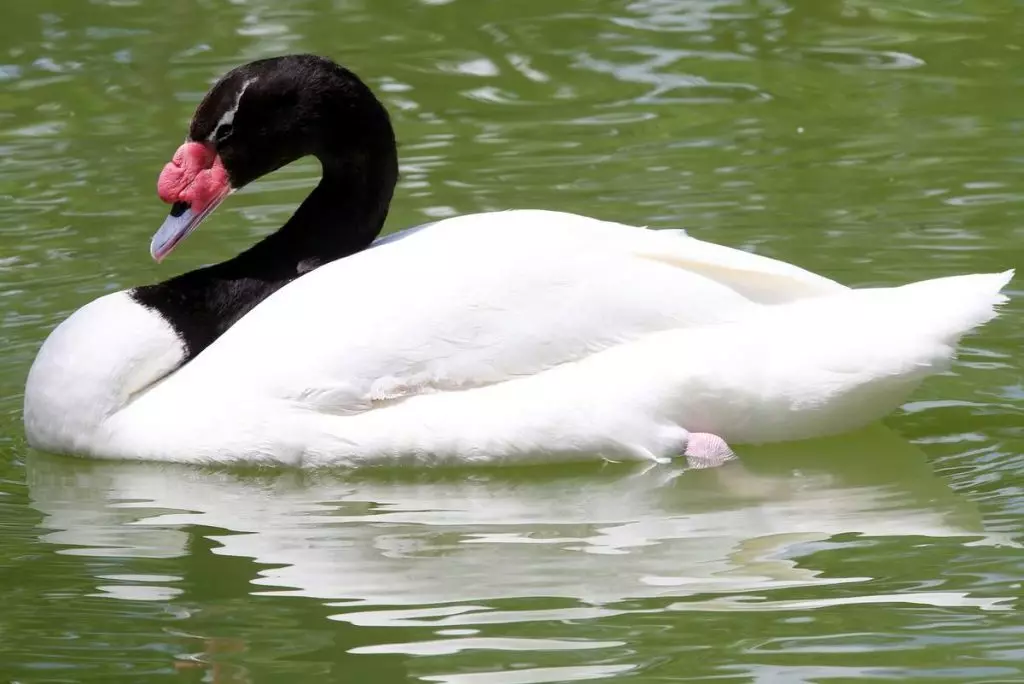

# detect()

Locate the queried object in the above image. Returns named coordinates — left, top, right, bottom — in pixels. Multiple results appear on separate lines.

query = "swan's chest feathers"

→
left=23, top=292, right=185, bottom=455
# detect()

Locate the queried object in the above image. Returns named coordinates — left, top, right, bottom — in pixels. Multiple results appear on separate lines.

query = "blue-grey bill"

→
left=150, top=190, right=231, bottom=262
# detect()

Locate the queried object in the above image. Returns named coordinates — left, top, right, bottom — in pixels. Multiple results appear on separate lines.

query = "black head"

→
left=152, top=54, right=397, bottom=261
left=190, top=54, right=393, bottom=188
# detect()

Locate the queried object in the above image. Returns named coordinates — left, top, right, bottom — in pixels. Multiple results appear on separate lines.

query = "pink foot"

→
left=683, top=432, right=737, bottom=469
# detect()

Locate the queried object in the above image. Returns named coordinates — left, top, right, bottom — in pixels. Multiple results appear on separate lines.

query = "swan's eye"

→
left=214, top=123, right=234, bottom=143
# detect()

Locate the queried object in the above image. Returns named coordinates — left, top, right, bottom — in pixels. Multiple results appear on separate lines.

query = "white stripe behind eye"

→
left=209, top=76, right=257, bottom=142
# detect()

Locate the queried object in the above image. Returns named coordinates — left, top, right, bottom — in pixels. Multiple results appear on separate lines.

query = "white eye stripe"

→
left=208, top=76, right=257, bottom=143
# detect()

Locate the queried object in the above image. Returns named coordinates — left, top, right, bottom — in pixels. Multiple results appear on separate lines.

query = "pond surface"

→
left=2, top=0, right=1023, bottom=681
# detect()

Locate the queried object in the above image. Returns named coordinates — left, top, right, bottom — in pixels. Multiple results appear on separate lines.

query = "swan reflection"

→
left=27, top=424, right=1012, bottom=623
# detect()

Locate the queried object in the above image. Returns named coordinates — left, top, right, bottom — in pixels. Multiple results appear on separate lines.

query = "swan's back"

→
left=158, top=211, right=848, bottom=410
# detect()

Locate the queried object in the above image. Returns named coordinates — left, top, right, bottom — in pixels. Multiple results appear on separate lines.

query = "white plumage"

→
left=23, top=210, right=1012, bottom=465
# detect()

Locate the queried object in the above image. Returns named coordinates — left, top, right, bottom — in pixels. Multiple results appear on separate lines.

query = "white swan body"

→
left=23, top=210, right=1012, bottom=466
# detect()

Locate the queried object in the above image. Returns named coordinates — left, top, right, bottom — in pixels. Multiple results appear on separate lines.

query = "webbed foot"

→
left=683, top=432, right=738, bottom=469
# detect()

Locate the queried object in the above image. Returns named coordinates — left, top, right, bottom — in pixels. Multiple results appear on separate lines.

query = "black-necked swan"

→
left=23, top=54, right=1013, bottom=467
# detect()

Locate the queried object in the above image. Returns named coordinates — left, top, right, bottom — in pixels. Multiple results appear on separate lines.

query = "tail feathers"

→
left=887, top=269, right=1013, bottom=345
left=579, top=269, right=1013, bottom=443
left=765, top=269, right=1012, bottom=372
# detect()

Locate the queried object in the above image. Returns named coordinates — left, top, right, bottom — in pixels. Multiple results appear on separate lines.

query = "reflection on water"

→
left=24, top=425, right=1017, bottom=680
left=28, top=424, right=1012, bottom=612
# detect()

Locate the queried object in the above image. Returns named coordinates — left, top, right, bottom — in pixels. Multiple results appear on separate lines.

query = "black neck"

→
left=132, top=151, right=397, bottom=361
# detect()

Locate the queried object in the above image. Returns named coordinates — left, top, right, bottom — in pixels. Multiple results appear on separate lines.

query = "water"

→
left=2, top=0, right=1023, bottom=681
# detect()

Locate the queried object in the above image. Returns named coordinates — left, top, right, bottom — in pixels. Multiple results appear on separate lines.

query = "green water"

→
left=2, top=0, right=1023, bottom=681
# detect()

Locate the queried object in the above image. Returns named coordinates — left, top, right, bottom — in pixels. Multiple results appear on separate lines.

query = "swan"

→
left=22, top=54, right=1013, bottom=468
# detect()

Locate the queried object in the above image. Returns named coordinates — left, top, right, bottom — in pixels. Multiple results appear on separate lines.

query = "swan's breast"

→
left=24, top=291, right=185, bottom=455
